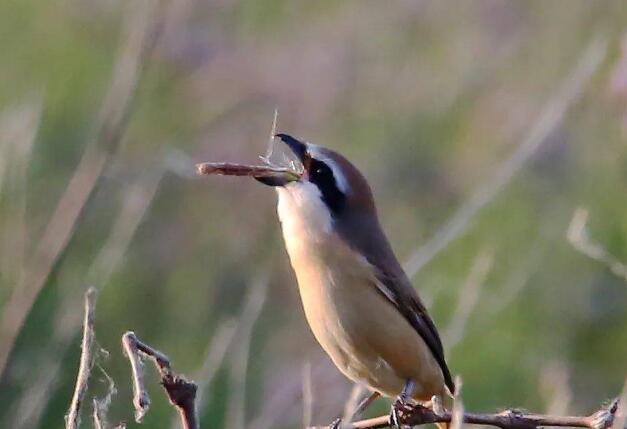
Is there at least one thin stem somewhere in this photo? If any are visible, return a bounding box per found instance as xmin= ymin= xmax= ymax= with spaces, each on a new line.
xmin=65 ymin=288 xmax=98 ymax=429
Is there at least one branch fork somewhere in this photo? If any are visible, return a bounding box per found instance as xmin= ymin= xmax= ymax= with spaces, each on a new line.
xmin=121 ymin=332 xmax=199 ymax=429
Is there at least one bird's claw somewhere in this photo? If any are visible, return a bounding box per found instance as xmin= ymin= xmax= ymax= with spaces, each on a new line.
xmin=390 ymin=398 xmax=414 ymax=428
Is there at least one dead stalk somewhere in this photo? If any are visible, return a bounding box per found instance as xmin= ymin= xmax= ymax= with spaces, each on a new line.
xmin=65 ymin=288 xmax=98 ymax=429
xmin=122 ymin=332 xmax=199 ymax=429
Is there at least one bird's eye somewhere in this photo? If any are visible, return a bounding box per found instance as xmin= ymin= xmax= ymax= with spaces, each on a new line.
xmin=311 ymin=162 xmax=330 ymax=178
xmin=308 ymin=159 xmax=346 ymax=214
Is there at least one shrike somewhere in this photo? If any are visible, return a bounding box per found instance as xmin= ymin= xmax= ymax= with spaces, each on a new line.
xmin=255 ymin=134 xmax=454 ymax=426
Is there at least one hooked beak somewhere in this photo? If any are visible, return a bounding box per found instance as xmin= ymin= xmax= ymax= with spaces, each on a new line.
xmin=255 ymin=133 xmax=308 ymax=187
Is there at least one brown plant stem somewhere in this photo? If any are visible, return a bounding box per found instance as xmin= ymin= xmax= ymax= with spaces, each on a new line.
xmin=122 ymin=332 xmax=199 ymax=429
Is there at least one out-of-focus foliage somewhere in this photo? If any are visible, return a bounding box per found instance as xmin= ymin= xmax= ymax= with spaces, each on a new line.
xmin=0 ymin=1 xmax=626 ymax=428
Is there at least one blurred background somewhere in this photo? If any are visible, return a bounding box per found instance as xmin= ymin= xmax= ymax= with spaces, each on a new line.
xmin=0 ymin=1 xmax=626 ymax=428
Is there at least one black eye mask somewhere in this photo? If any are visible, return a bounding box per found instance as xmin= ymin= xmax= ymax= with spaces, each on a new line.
xmin=308 ymin=159 xmax=346 ymax=215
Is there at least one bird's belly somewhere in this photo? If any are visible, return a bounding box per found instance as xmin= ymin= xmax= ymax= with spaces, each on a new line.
xmin=290 ymin=247 xmax=444 ymax=400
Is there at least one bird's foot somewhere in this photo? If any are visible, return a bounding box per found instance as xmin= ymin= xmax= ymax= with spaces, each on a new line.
xmin=390 ymin=397 xmax=415 ymax=428
xmin=328 ymin=417 xmax=342 ymax=429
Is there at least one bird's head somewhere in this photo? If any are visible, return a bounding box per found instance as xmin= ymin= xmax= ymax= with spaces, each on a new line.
xmin=256 ymin=133 xmax=377 ymax=237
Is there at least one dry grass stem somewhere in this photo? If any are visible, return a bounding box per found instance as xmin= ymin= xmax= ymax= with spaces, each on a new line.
xmin=567 ymin=208 xmax=627 ymax=283
xmin=65 ymin=288 xmax=98 ymax=429
xmin=403 ymin=37 xmax=607 ymax=279
xmin=444 ymin=251 xmax=494 ymax=353
xmin=225 ymin=276 xmax=268 ymax=429
xmin=0 ymin=98 xmax=42 ymax=285
xmin=340 ymin=384 xmax=366 ymax=429
xmin=450 ymin=377 xmax=465 ymax=429
xmin=193 ymin=320 xmax=238 ymax=408
xmin=261 ymin=108 xmax=279 ymax=162
xmin=303 ymin=362 xmax=314 ymax=429
xmin=539 ymin=361 xmax=572 ymax=416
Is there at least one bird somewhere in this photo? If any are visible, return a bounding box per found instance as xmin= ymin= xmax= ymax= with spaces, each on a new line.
xmin=255 ymin=133 xmax=455 ymax=427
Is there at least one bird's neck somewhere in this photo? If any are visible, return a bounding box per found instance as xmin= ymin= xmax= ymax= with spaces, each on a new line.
xmin=276 ymin=185 xmax=338 ymax=272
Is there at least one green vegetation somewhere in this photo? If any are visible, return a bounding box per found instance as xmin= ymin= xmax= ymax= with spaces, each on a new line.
xmin=0 ymin=1 xmax=625 ymax=428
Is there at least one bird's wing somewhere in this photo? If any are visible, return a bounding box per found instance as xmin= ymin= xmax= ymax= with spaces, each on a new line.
xmin=334 ymin=212 xmax=454 ymax=394
xmin=372 ymin=265 xmax=455 ymax=395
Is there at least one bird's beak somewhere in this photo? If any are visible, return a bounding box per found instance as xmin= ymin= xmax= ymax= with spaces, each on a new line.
xmin=274 ymin=133 xmax=308 ymax=162
xmin=255 ymin=133 xmax=308 ymax=187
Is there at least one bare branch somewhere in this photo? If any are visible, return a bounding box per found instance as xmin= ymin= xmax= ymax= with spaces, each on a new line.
xmin=403 ymin=37 xmax=607 ymax=279
xmin=316 ymin=398 xmax=621 ymax=429
xmin=567 ymin=208 xmax=627 ymax=283
xmin=122 ymin=332 xmax=198 ymax=429
xmin=65 ymin=288 xmax=98 ymax=429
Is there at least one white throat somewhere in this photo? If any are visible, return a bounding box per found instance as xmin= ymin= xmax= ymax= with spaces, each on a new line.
xmin=276 ymin=182 xmax=333 ymax=250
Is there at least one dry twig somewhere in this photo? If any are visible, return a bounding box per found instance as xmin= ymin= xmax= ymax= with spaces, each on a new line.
xmin=321 ymin=397 xmax=621 ymax=429
xmin=122 ymin=332 xmax=199 ymax=429
xmin=65 ymin=288 xmax=98 ymax=429
xmin=196 ymin=162 xmax=300 ymax=179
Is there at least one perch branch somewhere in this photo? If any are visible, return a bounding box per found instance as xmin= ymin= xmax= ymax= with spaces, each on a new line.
xmin=320 ymin=398 xmax=621 ymax=429
xmin=65 ymin=288 xmax=98 ymax=429
xmin=122 ymin=332 xmax=198 ymax=429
